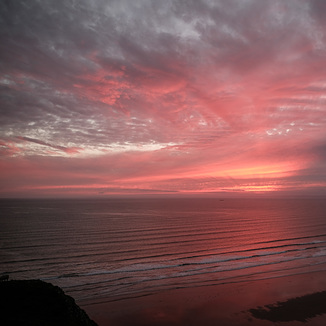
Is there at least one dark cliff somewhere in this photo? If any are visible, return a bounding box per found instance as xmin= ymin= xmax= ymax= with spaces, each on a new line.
xmin=0 ymin=279 xmax=98 ymax=326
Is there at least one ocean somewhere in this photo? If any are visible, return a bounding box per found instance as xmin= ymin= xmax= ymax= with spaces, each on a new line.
xmin=1 ymin=197 xmax=326 ymax=308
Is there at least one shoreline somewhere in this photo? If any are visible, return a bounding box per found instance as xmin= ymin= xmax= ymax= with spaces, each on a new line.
xmin=82 ymin=269 xmax=326 ymax=326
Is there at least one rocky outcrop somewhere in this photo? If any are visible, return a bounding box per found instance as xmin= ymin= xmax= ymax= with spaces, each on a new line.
xmin=0 ymin=279 xmax=98 ymax=326
xmin=249 ymin=291 xmax=326 ymax=322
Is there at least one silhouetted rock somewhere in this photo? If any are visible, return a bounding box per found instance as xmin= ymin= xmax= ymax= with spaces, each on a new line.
xmin=0 ymin=279 xmax=98 ymax=326
xmin=249 ymin=291 xmax=326 ymax=322
xmin=0 ymin=274 xmax=9 ymax=281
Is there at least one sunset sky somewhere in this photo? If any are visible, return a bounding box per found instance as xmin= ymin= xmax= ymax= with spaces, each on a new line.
xmin=1 ymin=0 xmax=326 ymax=197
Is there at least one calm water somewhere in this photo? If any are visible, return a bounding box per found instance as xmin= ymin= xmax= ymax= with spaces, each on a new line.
xmin=1 ymin=197 xmax=326 ymax=305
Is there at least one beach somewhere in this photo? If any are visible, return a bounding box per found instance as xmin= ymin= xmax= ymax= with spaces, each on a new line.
xmin=83 ymin=269 xmax=326 ymax=326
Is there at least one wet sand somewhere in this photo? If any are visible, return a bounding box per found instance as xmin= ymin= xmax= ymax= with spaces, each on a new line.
xmin=82 ymin=270 xmax=326 ymax=326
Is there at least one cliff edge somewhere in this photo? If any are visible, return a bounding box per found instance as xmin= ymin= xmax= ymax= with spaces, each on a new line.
xmin=0 ymin=279 xmax=98 ymax=326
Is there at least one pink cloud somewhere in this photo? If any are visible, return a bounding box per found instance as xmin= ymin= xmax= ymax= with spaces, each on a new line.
xmin=1 ymin=1 xmax=326 ymax=197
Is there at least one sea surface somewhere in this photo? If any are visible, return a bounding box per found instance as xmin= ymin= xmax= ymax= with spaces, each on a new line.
xmin=1 ymin=197 xmax=326 ymax=306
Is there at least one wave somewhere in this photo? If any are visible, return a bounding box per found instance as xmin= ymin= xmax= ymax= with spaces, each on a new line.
xmin=3 ymin=237 xmax=326 ymax=270
xmin=77 ymin=263 xmax=326 ymax=305
xmin=41 ymin=245 xmax=326 ymax=285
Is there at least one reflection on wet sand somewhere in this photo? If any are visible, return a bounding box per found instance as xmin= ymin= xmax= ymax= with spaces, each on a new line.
xmin=85 ymin=270 xmax=326 ymax=326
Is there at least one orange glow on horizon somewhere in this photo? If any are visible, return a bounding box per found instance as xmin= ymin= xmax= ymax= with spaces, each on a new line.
xmin=230 ymin=185 xmax=281 ymax=193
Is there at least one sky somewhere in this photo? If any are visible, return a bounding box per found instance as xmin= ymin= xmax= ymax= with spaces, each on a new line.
xmin=1 ymin=0 xmax=326 ymax=198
